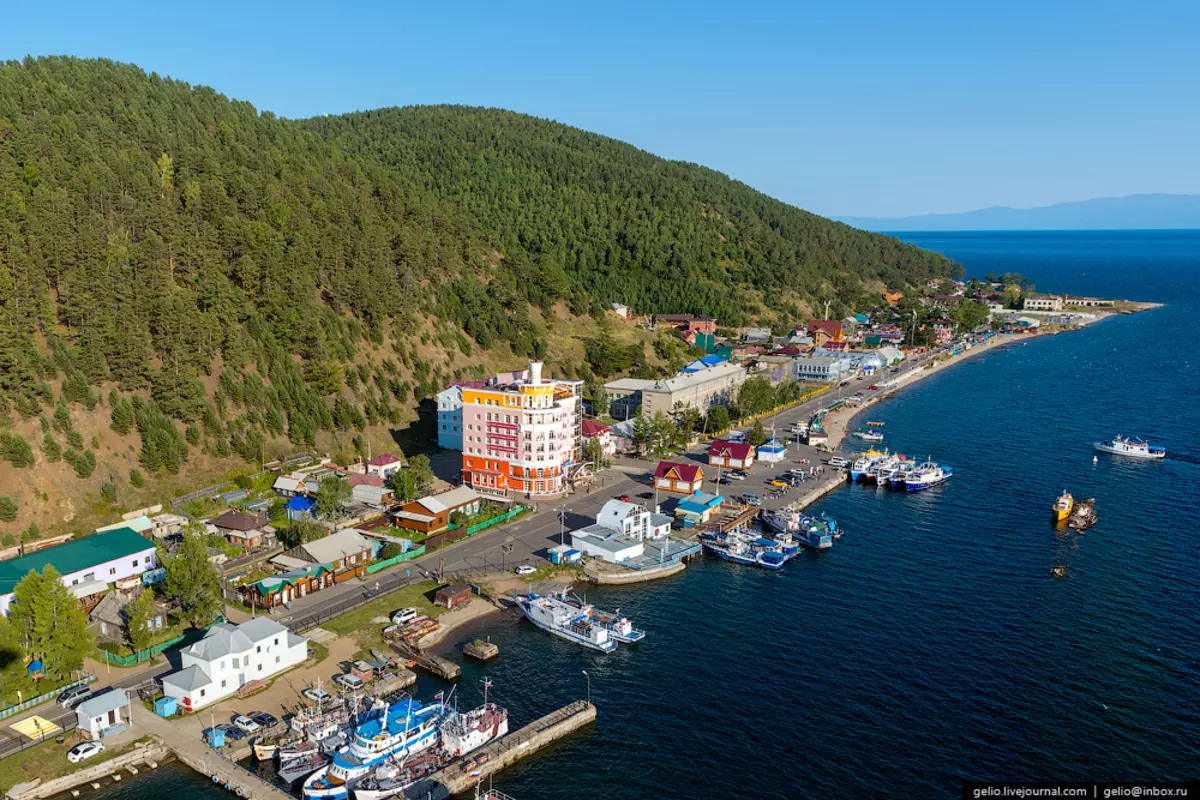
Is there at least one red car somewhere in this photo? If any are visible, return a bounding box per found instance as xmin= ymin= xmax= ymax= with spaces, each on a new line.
xmin=868 ymin=384 xmax=880 ymax=390
xmin=618 ymin=494 xmax=631 ymax=502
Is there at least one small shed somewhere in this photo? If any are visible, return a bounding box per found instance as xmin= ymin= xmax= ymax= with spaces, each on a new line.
xmin=76 ymin=689 xmax=132 ymax=739
xmin=154 ymin=696 xmax=177 ymax=717
xmin=434 ymin=583 xmax=473 ymax=609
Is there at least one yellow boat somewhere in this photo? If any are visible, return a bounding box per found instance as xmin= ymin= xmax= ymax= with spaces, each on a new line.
xmin=1053 ymin=491 xmax=1074 ymax=522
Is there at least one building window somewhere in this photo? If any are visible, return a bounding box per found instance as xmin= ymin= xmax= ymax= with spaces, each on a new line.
xmin=221 ymin=680 xmax=227 ymax=689
xmin=274 ymin=637 xmax=279 ymax=646
xmin=109 ymin=568 xmax=116 ymax=576
xmin=200 ymin=689 xmax=206 ymax=697
xmin=275 ymin=656 xmax=280 ymax=664
xmin=131 ymin=559 xmax=138 ymax=567
xmin=257 ymin=645 xmax=261 ymax=653
xmin=258 ymin=664 xmax=263 ymax=672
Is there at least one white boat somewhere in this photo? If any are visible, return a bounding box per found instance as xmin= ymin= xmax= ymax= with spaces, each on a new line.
xmin=904 ymin=462 xmax=953 ymax=491
xmin=351 ymin=752 xmax=442 ymax=800
xmin=558 ymin=595 xmax=645 ymax=644
xmin=517 ymin=594 xmax=616 ymax=652
xmin=1093 ymin=435 xmax=1166 ymax=460
xmin=303 ymin=698 xmax=445 ymax=800
xmin=279 ymin=752 xmax=333 ymax=784
xmin=439 ymin=702 xmax=509 ymax=758
xmin=853 ymin=430 xmax=885 ymax=442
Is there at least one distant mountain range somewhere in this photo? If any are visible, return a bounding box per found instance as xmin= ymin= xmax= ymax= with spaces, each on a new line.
xmin=838 ymin=193 xmax=1200 ymax=232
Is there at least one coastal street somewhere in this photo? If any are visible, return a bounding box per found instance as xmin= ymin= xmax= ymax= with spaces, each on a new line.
xmin=0 ymin=333 xmax=1001 ymax=767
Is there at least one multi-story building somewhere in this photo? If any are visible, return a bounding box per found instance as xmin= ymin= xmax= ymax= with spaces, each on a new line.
xmin=1023 ymin=294 xmax=1064 ymax=312
xmin=791 ymin=355 xmax=851 ymax=383
xmin=460 ymin=362 xmax=583 ymax=497
xmin=604 ymin=362 xmax=746 ymax=420
xmin=437 ymin=380 xmax=488 ymax=450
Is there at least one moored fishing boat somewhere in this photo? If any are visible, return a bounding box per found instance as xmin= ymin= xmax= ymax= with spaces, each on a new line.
xmin=1053 ymin=491 xmax=1074 ymax=522
xmin=351 ymin=752 xmax=442 ymax=800
xmin=559 ymin=594 xmax=645 ymax=644
xmin=853 ymin=430 xmax=885 ymax=442
xmin=517 ymin=593 xmax=617 ymax=653
xmin=439 ymin=701 xmax=509 ymax=758
xmin=1093 ymin=435 xmax=1166 ymax=459
xmin=303 ymin=697 xmax=445 ymax=800
xmin=279 ymin=752 xmax=333 ymax=784
xmin=904 ymin=462 xmax=953 ymax=491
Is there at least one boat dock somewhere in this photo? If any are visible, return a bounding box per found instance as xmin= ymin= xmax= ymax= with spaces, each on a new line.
xmin=391 ymin=640 xmax=463 ymax=680
xmin=405 ymin=701 xmax=597 ymax=800
xmin=128 ymin=703 xmax=293 ymax=800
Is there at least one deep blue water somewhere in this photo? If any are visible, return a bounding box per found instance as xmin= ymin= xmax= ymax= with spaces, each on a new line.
xmin=77 ymin=232 xmax=1200 ymax=799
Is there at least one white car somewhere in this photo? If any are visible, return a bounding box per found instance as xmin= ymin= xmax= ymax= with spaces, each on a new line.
xmin=390 ymin=607 xmax=418 ymax=626
xmin=67 ymin=741 xmax=105 ymax=763
xmin=728 ymin=471 xmax=747 ymax=481
xmin=827 ymin=456 xmax=850 ymax=468
xmin=334 ymin=673 xmax=364 ymax=691
xmin=231 ymin=714 xmax=261 ymax=734
xmin=514 ymin=564 xmax=537 ymax=576
xmin=302 ymin=688 xmax=331 ymax=704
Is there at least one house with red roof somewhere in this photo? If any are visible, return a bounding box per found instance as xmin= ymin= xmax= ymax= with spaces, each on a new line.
xmin=581 ymin=419 xmax=616 ymax=458
xmin=654 ymin=461 xmax=705 ymax=494
xmin=807 ymin=320 xmax=844 ymax=348
xmin=365 ymin=452 xmax=404 ymax=481
xmin=707 ymin=440 xmax=755 ymax=470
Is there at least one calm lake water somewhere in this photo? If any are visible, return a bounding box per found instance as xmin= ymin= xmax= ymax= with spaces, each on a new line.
xmin=75 ymin=231 xmax=1200 ymax=799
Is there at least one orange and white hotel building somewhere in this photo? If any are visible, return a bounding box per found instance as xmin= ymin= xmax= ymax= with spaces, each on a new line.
xmin=459 ymin=362 xmax=583 ymax=497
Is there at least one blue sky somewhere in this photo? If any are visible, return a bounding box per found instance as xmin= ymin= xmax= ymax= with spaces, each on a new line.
xmin=3 ymin=0 xmax=1197 ymax=217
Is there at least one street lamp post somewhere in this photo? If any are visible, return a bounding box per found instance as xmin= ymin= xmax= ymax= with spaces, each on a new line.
xmin=582 ymin=670 xmax=590 ymax=706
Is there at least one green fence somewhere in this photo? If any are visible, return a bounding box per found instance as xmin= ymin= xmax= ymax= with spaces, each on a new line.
xmin=365 ymin=545 xmax=427 ymax=574
xmin=101 ymin=616 xmax=225 ymax=667
xmin=465 ymin=504 xmax=531 ymax=534
xmin=0 ymin=672 xmax=97 ymax=721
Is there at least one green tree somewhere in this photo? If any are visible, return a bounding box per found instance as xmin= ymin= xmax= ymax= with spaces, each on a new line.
xmin=164 ymin=526 xmax=223 ymax=628
xmin=0 ymin=495 xmax=17 ymax=522
xmin=101 ymin=480 xmax=118 ymax=503
xmin=129 ymin=468 xmax=145 ymax=488
xmin=279 ymin=518 xmax=326 ymax=548
xmin=315 ymin=475 xmax=351 ymax=518
xmin=126 ymin=588 xmax=158 ymax=657
xmin=450 ymin=510 xmax=470 ymax=527
xmin=22 ymin=521 xmax=40 ymax=541
xmin=590 ymin=383 xmax=610 ymax=417
xmin=41 ymin=432 xmax=62 ymax=463
xmin=110 ymin=397 xmax=135 ymax=435
xmin=748 ymin=419 xmax=767 ymax=448
xmin=584 ymin=435 xmax=606 ymax=469
xmin=705 ymin=405 xmax=731 ymax=433
xmin=954 ymin=300 xmax=991 ymax=331
xmin=0 ymin=433 xmax=34 ymax=467
xmin=8 ymin=566 xmax=91 ymax=677
xmin=52 ymin=399 xmax=71 ymax=434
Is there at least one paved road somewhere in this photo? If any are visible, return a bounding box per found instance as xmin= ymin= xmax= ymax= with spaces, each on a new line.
xmin=0 ymin=338 xmax=967 ymax=762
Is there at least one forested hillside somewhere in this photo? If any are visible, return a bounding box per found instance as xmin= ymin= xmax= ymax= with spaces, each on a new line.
xmin=0 ymin=57 xmax=958 ymax=536
xmin=306 ymin=105 xmax=960 ymax=325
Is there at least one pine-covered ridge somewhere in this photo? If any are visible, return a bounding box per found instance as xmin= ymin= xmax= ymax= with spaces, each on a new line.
xmin=304 ymin=104 xmax=961 ymax=324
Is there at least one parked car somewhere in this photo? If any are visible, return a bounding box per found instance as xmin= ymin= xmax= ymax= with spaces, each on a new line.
xmin=868 ymin=384 xmax=880 ymax=390
xmin=637 ymin=491 xmax=653 ymax=499
xmin=231 ymin=715 xmax=261 ymax=734
xmin=728 ymin=471 xmax=747 ymax=481
xmin=390 ymin=607 xmax=418 ymax=626
xmin=333 ymin=673 xmax=364 ymax=692
xmin=742 ymin=493 xmax=762 ymax=507
xmin=828 ymin=456 xmax=850 ymax=468
xmin=618 ymin=494 xmax=631 ymax=502
xmin=217 ymin=723 xmax=246 ymax=740
xmin=67 ymin=741 xmax=105 ymax=763
xmin=58 ymin=685 xmax=93 ymax=709
xmin=514 ymin=564 xmax=537 ymax=576
xmin=302 ymin=688 xmax=331 ymax=704
xmin=250 ymin=712 xmax=278 ymax=728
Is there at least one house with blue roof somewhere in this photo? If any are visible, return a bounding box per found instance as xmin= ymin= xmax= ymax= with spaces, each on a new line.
xmin=286 ymin=495 xmax=318 ymax=522
xmin=682 ymin=355 xmax=726 ymax=373
xmin=674 ymin=491 xmax=724 ymax=526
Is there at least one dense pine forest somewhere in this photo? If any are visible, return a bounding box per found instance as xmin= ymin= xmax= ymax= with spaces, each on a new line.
xmin=306 ymin=105 xmax=959 ymax=325
xmin=0 ymin=57 xmax=959 ymax=534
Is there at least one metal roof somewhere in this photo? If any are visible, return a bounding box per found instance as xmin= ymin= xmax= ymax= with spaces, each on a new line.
xmin=0 ymin=528 xmax=153 ymax=594
xmin=76 ymin=689 xmax=130 ymax=719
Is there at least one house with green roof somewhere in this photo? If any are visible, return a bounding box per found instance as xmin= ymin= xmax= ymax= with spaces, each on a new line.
xmin=0 ymin=527 xmax=158 ymax=615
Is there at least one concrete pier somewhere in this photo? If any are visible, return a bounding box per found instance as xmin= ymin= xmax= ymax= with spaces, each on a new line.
xmin=406 ymin=701 xmax=597 ymax=800
xmin=129 ymin=703 xmax=293 ymax=800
